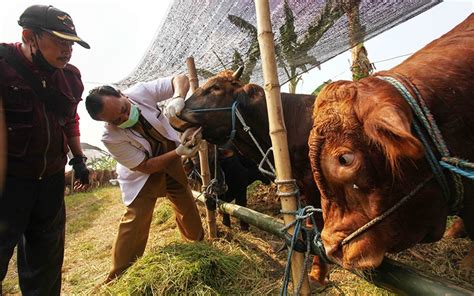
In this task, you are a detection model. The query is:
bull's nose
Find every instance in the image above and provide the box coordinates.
[325,243,343,262]
[322,233,344,262]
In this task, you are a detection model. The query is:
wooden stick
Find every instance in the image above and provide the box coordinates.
[186,57,217,239]
[254,1,311,294]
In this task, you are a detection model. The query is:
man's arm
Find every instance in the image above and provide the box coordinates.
[171,74,190,98]
[68,136,90,185]
[132,140,200,174]
[132,150,181,174]
[164,74,190,119]
[68,136,84,157]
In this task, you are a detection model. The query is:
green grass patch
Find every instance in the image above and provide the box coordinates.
[65,187,117,235]
[152,201,174,225]
[247,180,263,195]
[103,239,278,295]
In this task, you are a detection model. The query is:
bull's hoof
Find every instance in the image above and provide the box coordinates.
[222,214,231,227]
[308,256,329,286]
[240,221,249,231]
[444,217,467,238]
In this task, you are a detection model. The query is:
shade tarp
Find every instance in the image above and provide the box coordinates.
[118,0,441,88]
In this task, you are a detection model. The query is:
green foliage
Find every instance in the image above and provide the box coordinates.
[193,1,357,92]
[219,0,345,92]
[152,201,174,225]
[277,0,344,93]
[311,79,332,96]
[89,155,117,171]
[227,15,260,83]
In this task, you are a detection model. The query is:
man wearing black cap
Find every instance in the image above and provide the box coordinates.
[0,5,90,295]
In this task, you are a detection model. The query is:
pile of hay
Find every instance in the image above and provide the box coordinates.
[102,199,281,295]
[390,236,474,290]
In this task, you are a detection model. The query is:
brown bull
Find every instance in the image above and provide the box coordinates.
[309,14,474,273]
[173,69,328,283]
[64,169,117,193]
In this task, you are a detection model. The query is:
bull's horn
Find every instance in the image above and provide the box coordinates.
[232,66,244,80]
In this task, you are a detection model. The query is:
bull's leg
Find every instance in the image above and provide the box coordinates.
[235,190,249,231]
[222,213,231,227]
[219,193,232,227]
[444,216,467,238]
[308,255,329,286]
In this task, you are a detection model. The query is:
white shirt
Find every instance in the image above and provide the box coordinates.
[101,77,180,205]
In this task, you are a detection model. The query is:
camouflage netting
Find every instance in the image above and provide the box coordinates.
[117,0,441,88]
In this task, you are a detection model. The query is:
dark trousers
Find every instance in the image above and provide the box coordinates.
[0,169,65,296]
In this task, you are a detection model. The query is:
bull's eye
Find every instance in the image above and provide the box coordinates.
[338,153,355,166]
[212,85,221,91]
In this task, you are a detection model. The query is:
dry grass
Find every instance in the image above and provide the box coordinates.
[2,183,472,295]
[389,237,474,289]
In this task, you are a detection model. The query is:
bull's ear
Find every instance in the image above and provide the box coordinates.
[363,106,423,170]
[234,84,264,106]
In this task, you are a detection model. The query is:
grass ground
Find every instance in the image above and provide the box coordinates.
[2,184,472,295]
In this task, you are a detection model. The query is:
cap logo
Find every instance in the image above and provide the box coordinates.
[57,14,75,31]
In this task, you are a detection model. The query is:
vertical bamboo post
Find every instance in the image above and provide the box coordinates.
[254,1,311,295]
[186,57,217,239]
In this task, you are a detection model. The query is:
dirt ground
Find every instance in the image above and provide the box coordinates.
[2,183,473,295]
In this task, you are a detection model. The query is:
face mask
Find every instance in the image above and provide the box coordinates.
[31,37,56,72]
[118,104,140,129]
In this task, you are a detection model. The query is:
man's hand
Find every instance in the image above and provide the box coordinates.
[176,142,200,158]
[69,155,90,185]
[164,96,185,118]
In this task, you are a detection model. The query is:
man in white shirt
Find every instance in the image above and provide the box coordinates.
[85,74,204,283]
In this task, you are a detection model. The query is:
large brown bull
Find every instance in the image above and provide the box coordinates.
[172,69,329,283]
[309,14,474,273]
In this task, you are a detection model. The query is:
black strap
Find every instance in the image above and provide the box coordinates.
[0,45,48,98]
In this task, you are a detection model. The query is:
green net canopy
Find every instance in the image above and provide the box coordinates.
[118,0,441,88]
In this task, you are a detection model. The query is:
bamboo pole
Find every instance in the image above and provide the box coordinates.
[186,57,217,239]
[254,1,311,294]
[192,190,474,296]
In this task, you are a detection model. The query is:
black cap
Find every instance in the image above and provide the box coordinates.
[18,5,90,49]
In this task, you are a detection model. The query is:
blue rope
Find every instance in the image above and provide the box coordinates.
[280,205,323,296]
[440,161,474,180]
[189,101,239,143]
[378,76,468,211]
[411,117,451,200]
[189,106,234,113]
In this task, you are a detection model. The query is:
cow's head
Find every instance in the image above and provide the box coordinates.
[308,77,448,270]
[175,67,265,144]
